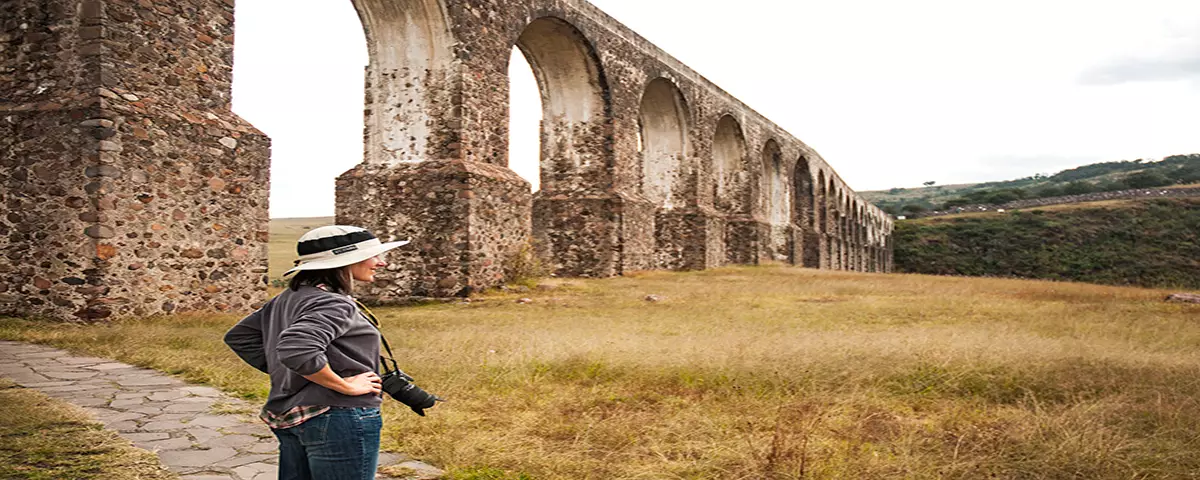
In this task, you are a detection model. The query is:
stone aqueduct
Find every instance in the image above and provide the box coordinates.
[1,0,894,320]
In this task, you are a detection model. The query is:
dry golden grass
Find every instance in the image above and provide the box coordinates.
[0,379,175,479]
[3,267,1200,479]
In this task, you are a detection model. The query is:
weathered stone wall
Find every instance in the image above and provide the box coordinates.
[2,0,270,321]
[336,0,896,301]
[5,0,895,319]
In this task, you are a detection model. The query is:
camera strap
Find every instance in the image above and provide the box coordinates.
[353,299,401,376]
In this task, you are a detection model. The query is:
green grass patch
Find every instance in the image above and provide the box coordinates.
[895,198,1200,289]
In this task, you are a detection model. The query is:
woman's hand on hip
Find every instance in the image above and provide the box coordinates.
[341,371,382,396]
[301,365,382,397]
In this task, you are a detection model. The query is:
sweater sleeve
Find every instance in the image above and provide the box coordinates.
[224,308,269,374]
[276,295,357,376]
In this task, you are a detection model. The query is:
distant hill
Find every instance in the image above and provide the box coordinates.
[893,198,1200,289]
[864,154,1200,216]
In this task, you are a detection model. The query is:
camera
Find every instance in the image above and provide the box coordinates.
[381,370,441,416]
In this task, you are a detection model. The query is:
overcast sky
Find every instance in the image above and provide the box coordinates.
[231,0,1200,218]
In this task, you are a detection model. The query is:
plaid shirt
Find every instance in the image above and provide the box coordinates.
[260,405,331,430]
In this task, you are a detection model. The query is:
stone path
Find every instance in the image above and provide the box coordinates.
[0,340,444,480]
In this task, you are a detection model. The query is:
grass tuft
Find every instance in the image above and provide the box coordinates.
[0,379,175,479]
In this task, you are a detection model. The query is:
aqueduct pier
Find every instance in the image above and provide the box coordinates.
[1,0,893,321]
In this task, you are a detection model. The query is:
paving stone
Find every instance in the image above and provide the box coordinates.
[143,419,192,431]
[180,386,223,397]
[18,380,79,388]
[100,412,147,424]
[388,460,447,480]
[158,447,240,467]
[219,423,268,436]
[9,372,50,384]
[19,352,62,359]
[86,388,121,398]
[233,463,277,480]
[245,440,279,454]
[87,362,136,370]
[117,376,176,387]
[167,401,216,413]
[186,427,224,443]
[57,356,110,366]
[39,384,95,393]
[128,405,169,415]
[69,396,110,407]
[201,434,257,449]
[107,420,141,432]
[41,370,100,380]
[124,432,171,442]
[146,413,195,422]
[378,451,410,466]
[212,453,274,468]
[137,436,196,451]
[1,341,430,479]
[187,415,244,429]
[149,390,189,401]
[111,398,147,407]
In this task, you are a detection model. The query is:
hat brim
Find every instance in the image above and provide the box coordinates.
[283,240,410,276]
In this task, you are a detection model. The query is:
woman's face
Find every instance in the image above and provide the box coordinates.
[348,255,387,283]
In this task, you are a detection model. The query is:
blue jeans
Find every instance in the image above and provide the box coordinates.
[272,407,382,480]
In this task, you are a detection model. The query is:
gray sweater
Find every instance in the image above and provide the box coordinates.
[224,286,382,414]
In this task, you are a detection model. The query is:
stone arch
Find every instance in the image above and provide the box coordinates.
[515,16,613,196]
[712,115,749,215]
[638,78,691,209]
[794,157,819,268]
[353,0,455,165]
[760,140,788,225]
[760,140,789,262]
[512,17,619,277]
[793,157,814,229]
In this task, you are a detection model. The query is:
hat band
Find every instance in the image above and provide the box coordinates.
[297,230,376,256]
[295,238,383,266]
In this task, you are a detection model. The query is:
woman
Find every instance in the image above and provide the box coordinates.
[224,225,409,480]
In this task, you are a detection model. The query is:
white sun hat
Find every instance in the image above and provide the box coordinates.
[284,225,409,276]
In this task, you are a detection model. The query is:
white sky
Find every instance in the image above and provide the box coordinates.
[230,0,1200,218]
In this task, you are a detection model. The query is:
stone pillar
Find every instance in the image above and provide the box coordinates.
[725,216,769,265]
[1,0,270,321]
[654,207,724,271]
[533,194,629,277]
[336,161,531,300]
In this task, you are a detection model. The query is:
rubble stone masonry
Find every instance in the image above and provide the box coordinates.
[2,0,270,320]
[4,0,892,320]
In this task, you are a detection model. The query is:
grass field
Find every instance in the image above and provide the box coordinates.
[2,266,1199,479]
[268,217,334,281]
[0,379,174,480]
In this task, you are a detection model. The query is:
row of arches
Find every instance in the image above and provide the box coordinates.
[347,0,893,292]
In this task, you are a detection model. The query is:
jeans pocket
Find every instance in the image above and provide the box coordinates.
[297,412,330,446]
[357,407,382,419]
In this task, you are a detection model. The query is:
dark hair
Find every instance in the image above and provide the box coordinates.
[288,267,353,294]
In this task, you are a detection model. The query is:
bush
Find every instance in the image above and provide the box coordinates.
[504,241,550,288]
[1124,171,1172,189]
[1061,181,1096,195]
[894,198,1200,289]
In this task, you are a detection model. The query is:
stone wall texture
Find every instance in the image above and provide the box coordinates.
[4,0,894,320]
[2,0,270,321]
[336,0,896,302]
